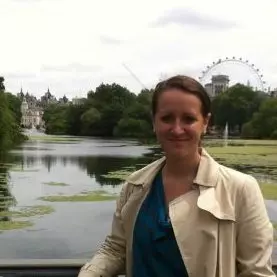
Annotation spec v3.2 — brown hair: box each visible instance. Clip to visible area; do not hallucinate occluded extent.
[152,75,211,117]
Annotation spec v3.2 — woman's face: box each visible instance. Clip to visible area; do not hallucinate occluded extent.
[153,88,210,159]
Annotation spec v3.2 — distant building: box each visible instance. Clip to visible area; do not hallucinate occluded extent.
[20,94,44,128]
[72,97,86,105]
[40,88,57,107]
[204,83,213,97]
[270,88,277,98]
[58,95,69,105]
[205,75,230,98]
[17,87,85,128]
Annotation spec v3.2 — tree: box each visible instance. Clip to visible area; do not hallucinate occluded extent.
[113,118,152,138]
[242,98,277,139]
[43,104,69,135]
[137,89,153,106]
[43,82,155,139]
[80,107,101,135]
[0,79,26,150]
[5,92,22,124]
[66,104,86,135]
[89,83,136,136]
[0,77,5,91]
[212,84,265,132]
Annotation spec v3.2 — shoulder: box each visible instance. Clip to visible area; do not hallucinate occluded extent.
[215,162,264,219]
[117,157,165,207]
[199,148,257,194]
[217,162,259,193]
[125,157,165,186]
[202,148,262,203]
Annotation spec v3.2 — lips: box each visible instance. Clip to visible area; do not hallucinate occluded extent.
[168,138,190,142]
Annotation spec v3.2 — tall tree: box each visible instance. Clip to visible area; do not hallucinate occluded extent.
[212,84,265,132]
[242,98,277,139]
[5,92,22,124]
[0,77,5,91]
[0,78,26,151]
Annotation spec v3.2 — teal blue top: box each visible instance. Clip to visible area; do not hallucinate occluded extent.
[132,171,189,277]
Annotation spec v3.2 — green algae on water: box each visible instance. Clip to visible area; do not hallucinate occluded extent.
[0,220,33,231]
[43,182,69,187]
[38,191,117,202]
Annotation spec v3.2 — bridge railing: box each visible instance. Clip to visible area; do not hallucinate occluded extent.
[0,259,276,276]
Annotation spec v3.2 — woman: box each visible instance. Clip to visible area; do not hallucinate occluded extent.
[78,75,274,277]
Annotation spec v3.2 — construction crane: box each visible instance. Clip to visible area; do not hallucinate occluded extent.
[122,63,148,90]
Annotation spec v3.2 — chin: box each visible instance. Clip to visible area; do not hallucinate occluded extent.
[166,148,193,159]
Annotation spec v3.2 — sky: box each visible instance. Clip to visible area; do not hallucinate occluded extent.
[1,0,277,99]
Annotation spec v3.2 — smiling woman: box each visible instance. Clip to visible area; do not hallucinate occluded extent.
[2,1,277,276]
[78,75,275,277]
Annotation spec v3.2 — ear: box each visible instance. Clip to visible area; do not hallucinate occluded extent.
[204,113,211,129]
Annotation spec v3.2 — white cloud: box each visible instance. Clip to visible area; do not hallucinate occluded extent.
[1,0,277,99]
[151,7,237,29]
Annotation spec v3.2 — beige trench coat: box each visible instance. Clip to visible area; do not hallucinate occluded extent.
[78,148,275,277]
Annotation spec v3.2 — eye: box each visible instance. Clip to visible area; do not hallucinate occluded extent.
[182,115,196,124]
[160,114,174,123]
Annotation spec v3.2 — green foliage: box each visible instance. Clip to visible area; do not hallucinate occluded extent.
[39,191,117,202]
[80,107,101,135]
[241,98,277,139]
[114,118,152,138]
[0,77,5,91]
[5,92,22,124]
[42,81,276,140]
[212,84,265,132]
[43,84,153,139]
[0,78,26,151]
[43,104,69,135]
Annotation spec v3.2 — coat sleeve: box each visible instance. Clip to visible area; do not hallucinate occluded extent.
[236,176,275,277]
[77,184,128,277]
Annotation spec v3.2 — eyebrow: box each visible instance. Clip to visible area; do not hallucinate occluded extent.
[158,109,197,116]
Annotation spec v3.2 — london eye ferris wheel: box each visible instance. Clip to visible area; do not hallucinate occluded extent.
[198,57,268,92]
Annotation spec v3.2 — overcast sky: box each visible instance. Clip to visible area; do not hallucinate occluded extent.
[1,0,277,99]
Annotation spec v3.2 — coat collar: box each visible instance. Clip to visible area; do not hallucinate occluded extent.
[126,148,220,188]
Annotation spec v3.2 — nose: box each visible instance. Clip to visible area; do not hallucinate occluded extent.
[171,121,184,135]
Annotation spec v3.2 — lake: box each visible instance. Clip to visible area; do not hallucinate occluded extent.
[0,135,156,259]
[0,134,277,261]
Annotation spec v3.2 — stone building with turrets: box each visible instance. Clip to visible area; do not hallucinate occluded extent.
[40,88,58,107]
[18,88,44,128]
[18,87,71,128]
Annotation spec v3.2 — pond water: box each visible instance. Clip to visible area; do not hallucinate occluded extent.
[0,135,156,259]
[0,135,276,261]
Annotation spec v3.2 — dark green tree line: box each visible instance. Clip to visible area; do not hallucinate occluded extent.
[211,84,265,132]
[43,84,154,139]
[211,83,276,138]
[242,98,277,139]
[43,81,276,140]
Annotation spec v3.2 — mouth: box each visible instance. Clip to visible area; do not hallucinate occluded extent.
[168,138,190,142]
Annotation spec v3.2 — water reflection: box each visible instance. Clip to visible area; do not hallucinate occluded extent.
[8,153,156,187]
[0,138,160,259]
[1,139,159,209]
[0,153,15,222]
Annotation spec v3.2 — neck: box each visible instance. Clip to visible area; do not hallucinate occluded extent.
[163,148,201,179]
